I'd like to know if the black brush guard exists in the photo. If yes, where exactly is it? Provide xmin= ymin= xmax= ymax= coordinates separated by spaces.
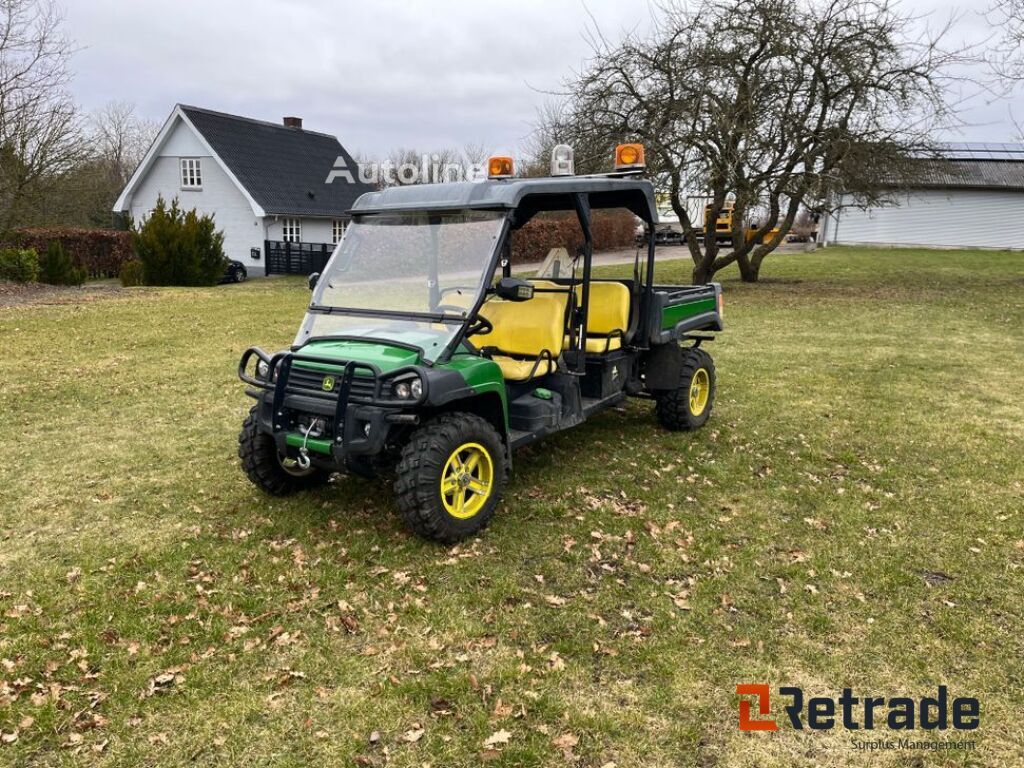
xmin=239 ymin=347 xmax=424 ymax=461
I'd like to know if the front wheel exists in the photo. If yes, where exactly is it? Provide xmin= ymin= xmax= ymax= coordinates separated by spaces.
xmin=654 ymin=348 xmax=716 ymax=431
xmin=394 ymin=413 xmax=507 ymax=543
xmin=238 ymin=407 xmax=329 ymax=495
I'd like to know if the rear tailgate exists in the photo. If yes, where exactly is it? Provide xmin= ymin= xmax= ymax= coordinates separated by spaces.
xmin=647 ymin=283 xmax=722 ymax=344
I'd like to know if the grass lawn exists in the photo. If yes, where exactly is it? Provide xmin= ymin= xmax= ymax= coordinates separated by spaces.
xmin=1 ymin=246 xmax=1022 ymax=767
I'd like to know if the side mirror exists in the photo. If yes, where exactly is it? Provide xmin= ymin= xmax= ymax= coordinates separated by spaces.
xmin=495 ymin=277 xmax=534 ymax=302
xmin=308 ymin=272 xmax=320 ymax=291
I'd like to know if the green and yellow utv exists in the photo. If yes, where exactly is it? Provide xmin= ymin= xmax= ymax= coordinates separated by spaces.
xmin=238 ymin=145 xmax=724 ymax=542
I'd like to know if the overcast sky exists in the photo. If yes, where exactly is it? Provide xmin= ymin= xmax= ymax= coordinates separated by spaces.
xmin=64 ymin=0 xmax=1022 ymax=157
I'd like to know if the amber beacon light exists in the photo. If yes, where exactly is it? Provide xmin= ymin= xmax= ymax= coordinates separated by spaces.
xmin=614 ymin=143 xmax=646 ymax=171
xmin=487 ymin=156 xmax=515 ymax=179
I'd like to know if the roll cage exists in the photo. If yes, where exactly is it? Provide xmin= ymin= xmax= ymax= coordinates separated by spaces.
xmin=341 ymin=177 xmax=661 ymax=370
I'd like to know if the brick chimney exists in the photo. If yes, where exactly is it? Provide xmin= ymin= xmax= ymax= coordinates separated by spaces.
xmin=283 ymin=116 xmax=303 ymax=129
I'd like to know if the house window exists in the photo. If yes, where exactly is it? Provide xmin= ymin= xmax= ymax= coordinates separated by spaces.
xmin=180 ymin=158 xmax=202 ymax=189
xmin=282 ymin=218 xmax=302 ymax=242
xmin=332 ymin=219 xmax=346 ymax=244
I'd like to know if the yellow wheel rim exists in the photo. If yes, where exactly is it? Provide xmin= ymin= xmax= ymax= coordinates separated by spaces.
xmin=689 ymin=368 xmax=710 ymax=416
xmin=440 ymin=442 xmax=494 ymax=519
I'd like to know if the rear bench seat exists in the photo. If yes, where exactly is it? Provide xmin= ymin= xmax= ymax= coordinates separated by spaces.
xmin=478 ymin=297 xmax=564 ymax=381
xmin=532 ymin=279 xmax=631 ymax=353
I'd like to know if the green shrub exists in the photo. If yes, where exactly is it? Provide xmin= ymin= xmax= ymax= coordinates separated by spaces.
xmin=0 ymin=248 xmax=40 ymax=283
xmin=132 ymin=196 xmax=227 ymax=286
xmin=38 ymin=241 xmax=86 ymax=286
xmin=119 ymin=258 xmax=144 ymax=287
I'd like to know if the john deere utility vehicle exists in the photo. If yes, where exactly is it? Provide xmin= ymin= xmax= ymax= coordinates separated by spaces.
xmin=238 ymin=144 xmax=723 ymax=542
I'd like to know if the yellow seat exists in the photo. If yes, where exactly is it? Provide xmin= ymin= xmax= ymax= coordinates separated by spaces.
xmin=531 ymin=280 xmax=631 ymax=353
xmin=528 ymin=280 xmax=571 ymax=322
xmin=490 ymin=356 xmax=555 ymax=379
xmin=478 ymin=296 xmax=564 ymax=381
xmin=566 ymin=334 xmax=623 ymax=353
xmin=579 ymin=282 xmax=631 ymax=350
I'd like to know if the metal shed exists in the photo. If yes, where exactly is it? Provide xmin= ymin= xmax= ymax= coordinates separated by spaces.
xmin=821 ymin=143 xmax=1024 ymax=250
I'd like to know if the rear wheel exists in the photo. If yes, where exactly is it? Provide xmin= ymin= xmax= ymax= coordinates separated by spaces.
xmin=238 ymin=406 xmax=329 ymax=495
xmin=394 ymin=413 xmax=506 ymax=543
xmin=655 ymin=348 xmax=716 ymax=431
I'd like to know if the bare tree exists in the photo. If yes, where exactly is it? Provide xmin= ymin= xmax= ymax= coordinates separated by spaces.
xmin=0 ymin=0 xmax=84 ymax=232
xmin=461 ymin=141 xmax=488 ymax=169
xmin=36 ymin=101 xmax=159 ymax=227
xmin=91 ymin=100 xmax=159 ymax=190
xmin=542 ymin=0 xmax=961 ymax=283
xmin=990 ymin=0 xmax=1024 ymax=83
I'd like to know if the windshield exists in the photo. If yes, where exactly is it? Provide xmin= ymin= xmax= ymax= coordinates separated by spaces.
xmin=296 ymin=210 xmax=505 ymax=361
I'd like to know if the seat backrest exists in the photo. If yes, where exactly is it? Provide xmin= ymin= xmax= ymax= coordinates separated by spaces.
xmin=575 ymin=281 xmax=631 ymax=336
xmin=479 ymin=296 xmax=565 ymax=358
xmin=529 ymin=280 xmax=571 ymax=321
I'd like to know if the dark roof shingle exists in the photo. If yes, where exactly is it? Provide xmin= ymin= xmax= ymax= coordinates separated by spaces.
xmin=904 ymin=143 xmax=1024 ymax=191
xmin=912 ymin=158 xmax=1024 ymax=191
xmin=180 ymin=105 xmax=374 ymax=217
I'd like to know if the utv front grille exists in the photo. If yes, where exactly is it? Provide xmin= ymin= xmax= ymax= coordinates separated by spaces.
xmin=286 ymin=366 xmax=377 ymax=402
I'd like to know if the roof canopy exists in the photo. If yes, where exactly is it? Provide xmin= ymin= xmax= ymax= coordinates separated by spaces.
xmin=350 ymin=177 xmax=659 ymax=222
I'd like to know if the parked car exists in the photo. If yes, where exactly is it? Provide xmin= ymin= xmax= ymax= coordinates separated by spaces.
xmin=221 ymin=260 xmax=247 ymax=283
xmin=634 ymin=208 xmax=689 ymax=247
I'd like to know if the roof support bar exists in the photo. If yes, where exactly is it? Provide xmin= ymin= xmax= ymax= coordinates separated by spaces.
xmin=637 ymin=221 xmax=658 ymax=348
xmin=567 ymin=193 xmax=592 ymax=375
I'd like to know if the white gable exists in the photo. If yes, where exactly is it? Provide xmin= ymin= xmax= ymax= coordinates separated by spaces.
xmin=159 ymin=121 xmax=207 ymax=157
xmin=113 ymin=105 xmax=265 ymax=217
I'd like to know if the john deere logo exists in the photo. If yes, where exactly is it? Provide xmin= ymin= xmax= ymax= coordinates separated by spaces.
xmin=322 ymin=376 xmax=335 ymax=392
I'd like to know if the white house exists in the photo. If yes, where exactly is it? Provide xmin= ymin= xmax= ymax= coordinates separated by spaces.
xmin=113 ymin=105 xmax=374 ymax=276
xmin=820 ymin=143 xmax=1024 ymax=250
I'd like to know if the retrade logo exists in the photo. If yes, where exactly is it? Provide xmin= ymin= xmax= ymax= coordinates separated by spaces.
xmin=737 ymin=684 xmax=778 ymax=731
xmin=736 ymin=685 xmax=979 ymax=732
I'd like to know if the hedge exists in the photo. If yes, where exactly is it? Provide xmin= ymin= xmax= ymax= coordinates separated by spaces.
xmin=509 ymin=210 xmax=637 ymax=265
xmin=4 ymin=228 xmax=134 ymax=279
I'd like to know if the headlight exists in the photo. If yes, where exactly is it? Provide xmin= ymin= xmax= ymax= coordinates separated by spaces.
xmin=391 ymin=375 xmax=422 ymax=400
xmin=257 ymin=358 xmax=282 ymax=381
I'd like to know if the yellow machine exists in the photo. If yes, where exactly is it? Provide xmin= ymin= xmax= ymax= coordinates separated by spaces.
xmin=745 ymin=226 xmax=784 ymax=245
xmin=704 ymin=201 xmax=735 ymax=243
xmin=703 ymin=201 xmax=784 ymax=245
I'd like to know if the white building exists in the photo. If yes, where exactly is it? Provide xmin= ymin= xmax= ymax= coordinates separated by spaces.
xmin=821 ymin=143 xmax=1024 ymax=250
xmin=113 ymin=105 xmax=374 ymax=276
